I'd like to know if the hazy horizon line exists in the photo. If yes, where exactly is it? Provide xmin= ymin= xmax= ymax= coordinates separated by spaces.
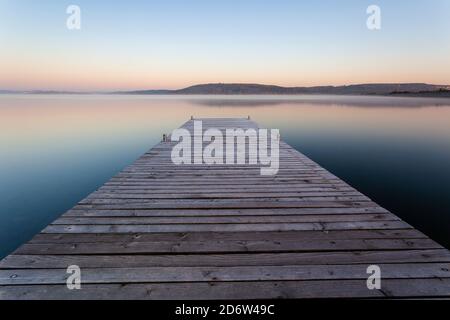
xmin=1 ymin=81 xmax=449 ymax=94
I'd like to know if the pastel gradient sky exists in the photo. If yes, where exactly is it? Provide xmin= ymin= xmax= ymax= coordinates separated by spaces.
xmin=0 ymin=0 xmax=449 ymax=91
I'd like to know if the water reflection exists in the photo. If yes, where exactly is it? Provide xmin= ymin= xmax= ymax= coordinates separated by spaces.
xmin=184 ymin=95 xmax=450 ymax=108
xmin=1 ymin=94 xmax=450 ymax=257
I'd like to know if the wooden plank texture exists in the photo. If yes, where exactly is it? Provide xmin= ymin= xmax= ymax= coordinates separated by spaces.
xmin=1 ymin=117 xmax=449 ymax=299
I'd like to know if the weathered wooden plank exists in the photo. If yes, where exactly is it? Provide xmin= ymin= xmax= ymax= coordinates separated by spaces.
xmin=3 ymin=249 xmax=449 ymax=269
xmin=64 ymin=206 xmax=390 ymax=217
xmin=84 ymin=191 xmax=365 ymax=200
xmin=104 ymin=180 xmax=344 ymax=186
xmin=97 ymin=186 xmax=354 ymax=193
xmin=13 ymin=238 xmax=439 ymax=255
xmin=41 ymin=220 xmax=412 ymax=234
xmin=74 ymin=200 xmax=382 ymax=210
xmin=2 ymin=263 xmax=450 ymax=285
xmin=27 ymin=229 xmax=428 ymax=244
xmin=52 ymin=214 xmax=398 ymax=225
xmin=3 ymin=278 xmax=450 ymax=300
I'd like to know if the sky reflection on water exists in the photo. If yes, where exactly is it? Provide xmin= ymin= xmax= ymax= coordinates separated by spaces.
xmin=1 ymin=94 xmax=450 ymax=257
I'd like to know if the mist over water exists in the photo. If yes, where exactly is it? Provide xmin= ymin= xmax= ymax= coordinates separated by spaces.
xmin=1 ymin=94 xmax=450 ymax=257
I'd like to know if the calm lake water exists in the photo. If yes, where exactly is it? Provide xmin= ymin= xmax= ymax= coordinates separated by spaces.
xmin=1 ymin=94 xmax=450 ymax=258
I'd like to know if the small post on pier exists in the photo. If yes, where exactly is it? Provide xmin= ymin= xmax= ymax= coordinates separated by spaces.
xmin=191 ymin=115 xmax=194 ymax=120
xmin=247 ymin=115 xmax=251 ymax=120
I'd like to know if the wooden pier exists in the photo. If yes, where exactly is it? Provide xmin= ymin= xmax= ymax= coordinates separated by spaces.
xmin=1 ymin=118 xmax=449 ymax=299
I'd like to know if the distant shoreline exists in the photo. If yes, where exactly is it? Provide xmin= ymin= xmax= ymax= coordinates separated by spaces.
xmin=1 ymin=83 xmax=449 ymax=97
xmin=387 ymin=90 xmax=450 ymax=98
